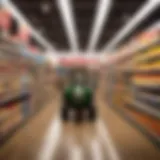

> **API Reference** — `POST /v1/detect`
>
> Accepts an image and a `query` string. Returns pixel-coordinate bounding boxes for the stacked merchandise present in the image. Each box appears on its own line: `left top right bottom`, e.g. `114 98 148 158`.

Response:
0 6 46 143
0 4 56 145
127 44 160 137
0 39 53 145
106 25 160 146
0 39 31 142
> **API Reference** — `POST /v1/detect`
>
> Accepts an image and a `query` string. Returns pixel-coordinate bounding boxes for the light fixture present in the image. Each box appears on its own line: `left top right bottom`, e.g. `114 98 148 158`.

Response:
3 0 55 51
87 0 112 52
56 0 79 52
101 0 160 53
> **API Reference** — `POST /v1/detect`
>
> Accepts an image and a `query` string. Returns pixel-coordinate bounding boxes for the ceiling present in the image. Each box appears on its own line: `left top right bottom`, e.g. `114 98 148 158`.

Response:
11 0 159 52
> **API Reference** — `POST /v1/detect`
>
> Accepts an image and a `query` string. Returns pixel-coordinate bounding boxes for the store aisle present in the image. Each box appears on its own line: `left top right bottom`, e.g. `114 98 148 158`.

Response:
0 92 160 160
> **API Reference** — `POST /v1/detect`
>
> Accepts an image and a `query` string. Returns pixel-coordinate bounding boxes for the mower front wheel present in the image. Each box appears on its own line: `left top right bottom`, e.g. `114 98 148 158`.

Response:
61 107 69 121
88 107 96 122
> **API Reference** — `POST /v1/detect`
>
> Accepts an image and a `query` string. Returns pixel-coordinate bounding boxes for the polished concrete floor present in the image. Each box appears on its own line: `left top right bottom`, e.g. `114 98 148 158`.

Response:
0 92 160 160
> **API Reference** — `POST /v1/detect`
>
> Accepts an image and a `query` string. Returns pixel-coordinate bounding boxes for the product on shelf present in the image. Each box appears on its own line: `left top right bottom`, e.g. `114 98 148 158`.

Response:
108 40 160 144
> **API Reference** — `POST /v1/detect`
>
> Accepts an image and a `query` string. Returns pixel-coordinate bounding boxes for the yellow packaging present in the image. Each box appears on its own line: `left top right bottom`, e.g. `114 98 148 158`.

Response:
134 46 160 63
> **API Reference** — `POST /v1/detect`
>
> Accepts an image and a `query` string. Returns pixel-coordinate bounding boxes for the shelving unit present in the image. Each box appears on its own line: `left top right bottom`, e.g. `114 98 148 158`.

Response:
0 37 56 146
107 39 160 146
126 98 160 119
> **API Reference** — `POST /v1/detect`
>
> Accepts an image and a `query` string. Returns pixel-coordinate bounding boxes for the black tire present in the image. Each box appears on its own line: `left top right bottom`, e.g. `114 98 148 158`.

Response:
61 107 69 121
75 109 83 123
88 106 96 122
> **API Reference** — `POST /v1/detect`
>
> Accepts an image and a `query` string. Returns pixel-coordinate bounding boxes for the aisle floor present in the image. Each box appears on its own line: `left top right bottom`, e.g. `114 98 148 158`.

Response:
0 94 160 160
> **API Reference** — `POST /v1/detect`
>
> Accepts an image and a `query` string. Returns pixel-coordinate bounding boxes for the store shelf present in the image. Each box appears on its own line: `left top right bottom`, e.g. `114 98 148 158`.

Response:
0 38 16 46
127 98 160 120
132 39 160 57
0 34 54 147
0 107 20 125
0 111 22 135
133 83 160 90
0 114 25 145
125 68 160 74
0 44 20 57
109 30 160 148
0 98 45 147
135 47 160 63
132 75 160 89
123 65 160 73
136 92 160 105
0 91 30 124
0 91 30 108
113 106 160 147
0 90 21 98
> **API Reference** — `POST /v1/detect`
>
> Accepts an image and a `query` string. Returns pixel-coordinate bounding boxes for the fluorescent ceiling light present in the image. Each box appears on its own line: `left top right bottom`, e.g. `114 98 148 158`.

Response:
101 0 160 53
57 0 79 52
2 0 55 51
87 0 112 52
